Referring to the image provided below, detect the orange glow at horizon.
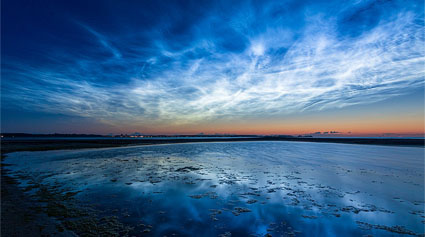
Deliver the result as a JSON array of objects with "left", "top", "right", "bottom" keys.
[{"left": 114, "top": 113, "right": 424, "bottom": 136}]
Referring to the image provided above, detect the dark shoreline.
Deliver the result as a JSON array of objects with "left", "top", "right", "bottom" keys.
[
  {"left": 1, "top": 137, "right": 423, "bottom": 236},
  {"left": 1, "top": 137, "right": 424, "bottom": 154}
]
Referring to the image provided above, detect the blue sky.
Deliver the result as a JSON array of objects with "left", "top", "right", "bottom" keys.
[{"left": 1, "top": 0, "right": 424, "bottom": 135}]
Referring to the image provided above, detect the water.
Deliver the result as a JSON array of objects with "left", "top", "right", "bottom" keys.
[{"left": 4, "top": 141, "right": 424, "bottom": 236}]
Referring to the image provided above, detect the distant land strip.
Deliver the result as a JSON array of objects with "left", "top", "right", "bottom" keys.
[{"left": 1, "top": 136, "right": 424, "bottom": 154}]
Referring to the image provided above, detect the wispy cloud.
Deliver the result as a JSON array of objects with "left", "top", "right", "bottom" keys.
[
  {"left": 76, "top": 21, "right": 122, "bottom": 59},
  {"left": 2, "top": 1, "right": 424, "bottom": 128}
]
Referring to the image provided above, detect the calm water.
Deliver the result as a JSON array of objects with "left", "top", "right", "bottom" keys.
[{"left": 5, "top": 141, "right": 425, "bottom": 236}]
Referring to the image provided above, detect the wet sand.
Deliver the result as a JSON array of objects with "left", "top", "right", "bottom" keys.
[
  {"left": 1, "top": 138, "right": 424, "bottom": 236},
  {"left": 1, "top": 140, "right": 138, "bottom": 236}
]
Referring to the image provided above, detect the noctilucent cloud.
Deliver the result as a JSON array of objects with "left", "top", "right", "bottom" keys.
[{"left": 1, "top": 0, "right": 424, "bottom": 135}]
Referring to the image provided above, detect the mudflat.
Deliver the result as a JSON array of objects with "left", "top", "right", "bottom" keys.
[{"left": 1, "top": 138, "right": 424, "bottom": 236}]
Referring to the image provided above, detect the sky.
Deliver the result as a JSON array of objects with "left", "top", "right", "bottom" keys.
[{"left": 1, "top": 0, "right": 424, "bottom": 136}]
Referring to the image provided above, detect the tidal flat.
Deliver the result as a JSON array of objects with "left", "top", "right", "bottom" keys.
[{"left": 2, "top": 141, "right": 424, "bottom": 236}]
